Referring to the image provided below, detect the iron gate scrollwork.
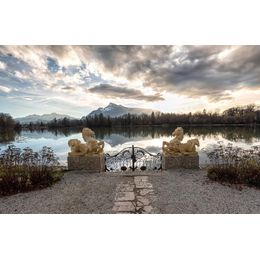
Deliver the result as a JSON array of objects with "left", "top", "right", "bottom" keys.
[{"left": 105, "top": 145, "right": 162, "bottom": 172}]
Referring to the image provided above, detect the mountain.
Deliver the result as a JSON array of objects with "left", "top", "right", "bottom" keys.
[
  {"left": 16, "top": 113, "right": 76, "bottom": 124},
  {"left": 85, "top": 102, "right": 157, "bottom": 118}
]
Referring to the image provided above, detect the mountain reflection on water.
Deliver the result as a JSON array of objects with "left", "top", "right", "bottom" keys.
[{"left": 1, "top": 126, "right": 260, "bottom": 165}]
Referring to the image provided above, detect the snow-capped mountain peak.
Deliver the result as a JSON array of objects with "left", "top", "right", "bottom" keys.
[{"left": 85, "top": 103, "right": 157, "bottom": 118}]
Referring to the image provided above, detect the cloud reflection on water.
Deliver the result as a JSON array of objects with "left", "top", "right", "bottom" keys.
[{"left": 0, "top": 126, "right": 260, "bottom": 166}]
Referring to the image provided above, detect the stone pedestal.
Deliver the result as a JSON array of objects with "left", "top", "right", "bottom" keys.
[
  {"left": 67, "top": 154, "right": 105, "bottom": 172},
  {"left": 162, "top": 153, "right": 199, "bottom": 170}
]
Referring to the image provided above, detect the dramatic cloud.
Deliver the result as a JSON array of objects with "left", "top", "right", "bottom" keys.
[
  {"left": 0, "top": 85, "right": 11, "bottom": 93},
  {"left": 82, "top": 45, "right": 260, "bottom": 101},
  {"left": 1, "top": 45, "right": 260, "bottom": 117},
  {"left": 88, "top": 83, "right": 164, "bottom": 102}
]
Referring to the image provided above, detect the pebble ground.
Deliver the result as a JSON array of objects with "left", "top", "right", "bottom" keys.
[{"left": 0, "top": 170, "right": 259, "bottom": 214}]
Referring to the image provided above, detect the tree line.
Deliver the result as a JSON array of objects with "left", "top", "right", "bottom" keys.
[
  {"left": 18, "top": 104, "right": 260, "bottom": 130},
  {"left": 0, "top": 113, "right": 21, "bottom": 130}
]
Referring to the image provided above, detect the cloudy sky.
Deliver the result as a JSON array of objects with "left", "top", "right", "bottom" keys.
[{"left": 1, "top": 45, "right": 260, "bottom": 118}]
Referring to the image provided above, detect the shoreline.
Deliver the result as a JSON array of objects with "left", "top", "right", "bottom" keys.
[{"left": 17, "top": 123, "right": 260, "bottom": 131}]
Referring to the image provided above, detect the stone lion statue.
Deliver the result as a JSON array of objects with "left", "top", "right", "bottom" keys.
[
  {"left": 162, "top": 127, "right": 200, "bottom": 155},
  {"left": 68, "top": 128, "right": 104, "bottom": 156},
  {"left": 82, "top": 127, "right": 104, "bottom": 154},
  {"left": 162, "top": 127, "right": 184, "bottom": 154}
]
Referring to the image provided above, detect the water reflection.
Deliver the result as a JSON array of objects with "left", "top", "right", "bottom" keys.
[
  {"left": 0, "top": 126, "right": 260, "bottom": 165},
  {"left": 0, "top": 129, "right": 19, "bottom": 144}
]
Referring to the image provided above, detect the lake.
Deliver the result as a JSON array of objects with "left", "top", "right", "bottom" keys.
[{"left": 1, "top": 126, "right": 260, "bottom": 166}]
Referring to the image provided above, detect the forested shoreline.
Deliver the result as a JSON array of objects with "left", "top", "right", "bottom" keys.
[
  {"left": 20, "top": 104, "right": 260, "bottom": 130},
  {"left": 1, "top": 104, "right": 260, "bottom": 131}
]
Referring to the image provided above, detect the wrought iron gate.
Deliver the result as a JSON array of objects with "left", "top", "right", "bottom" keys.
[{"left": 105, "top": 145, "right": 162, "bottom": 172}]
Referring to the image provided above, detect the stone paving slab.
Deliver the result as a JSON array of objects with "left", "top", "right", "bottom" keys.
[
  {"left": 143, "top": 205, "right": 153, "bottom": 213},
  {"left": 135, "top": 182, "right": 153, "bottom": 189},
  {"left": 116, "top": 184, "right": 135, "bottom": 192},
  {"left": 136, "top": 196, "right": 150, "bottom": 206},
  {"left": 115, "top": 191, "right": 135, "bottom": 201},
  {"left": 139, "top": 189, "right": 155, "bottom": 196},
  {"left": 112, "top": 201, "right": 136, "bottom": 213},
  {"left": 134, "top": 176, "right": 149, "bottom": 181},
  {"left": 112, "top": 175, "right": 157, "bottom": 214}
]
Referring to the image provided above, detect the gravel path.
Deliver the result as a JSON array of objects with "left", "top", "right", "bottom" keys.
[
  {"left": 0, "top": 170, "right": 259, "bottom": 213},
  {"left": 150, "top": 170, "right": 260, "bottom": 214},
  {"left": 0, "top": 172, "right": 121, "bottom": 213}
]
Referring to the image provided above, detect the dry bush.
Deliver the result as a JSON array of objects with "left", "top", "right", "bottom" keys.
[
  {"left": 205, "top": 142, "right": 260, "bottom": 188},
  {"left": 0, "top": 145, "right": 62, "bottom": 196}
]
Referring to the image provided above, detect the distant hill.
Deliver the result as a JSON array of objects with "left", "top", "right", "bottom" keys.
[
  {"left": 85, "top": 102, "right": 157, "bottom": 118},
  {"left": 16, "top": 113, "right": 76, "bottom": 124}
]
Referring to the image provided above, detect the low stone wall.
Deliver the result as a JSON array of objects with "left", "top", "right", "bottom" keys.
[
  {"left": 162, "top": 153, "right": 199, "bottom": 170},
  {"left": 67, "top": 154, "right": 105, "bottom": 172}
]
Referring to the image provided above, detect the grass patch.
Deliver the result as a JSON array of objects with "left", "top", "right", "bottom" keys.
[
  {"left": 205, "top": 142, "right": 260, "bottom": 188},
  {"left": 0, "top": 145, "right": 63, "bottom": 196}
]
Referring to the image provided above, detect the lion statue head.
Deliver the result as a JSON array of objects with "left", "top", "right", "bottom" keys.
[
  {"left": 82, "top": 128, "right": 95, "bottom": 142},
  {"left": 68, "top": 139, "right": 81, "bottom": 153},
  {"left": 172, "top": 127, "right": 184, "bottom": 137}
]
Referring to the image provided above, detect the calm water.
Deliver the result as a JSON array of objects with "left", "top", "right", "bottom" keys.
[{"left": 1, "top": 126, "right": 260, "bottom": 165}]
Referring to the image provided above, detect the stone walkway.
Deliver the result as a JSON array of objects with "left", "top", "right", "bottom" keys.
[{"left": 112, "top": 176, "right": 157, "bottom": 213}]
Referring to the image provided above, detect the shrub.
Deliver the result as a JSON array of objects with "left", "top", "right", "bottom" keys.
[
  {"left": 205, "top": 142, "right": 260, "bottom": 188},
  {"left": 0, "top": 145, "right": 63, "bottom": 196}
]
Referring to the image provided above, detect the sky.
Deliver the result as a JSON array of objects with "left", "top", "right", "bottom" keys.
[{"left": 1, "top": 45, "right": 260, "bottom": 118}]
